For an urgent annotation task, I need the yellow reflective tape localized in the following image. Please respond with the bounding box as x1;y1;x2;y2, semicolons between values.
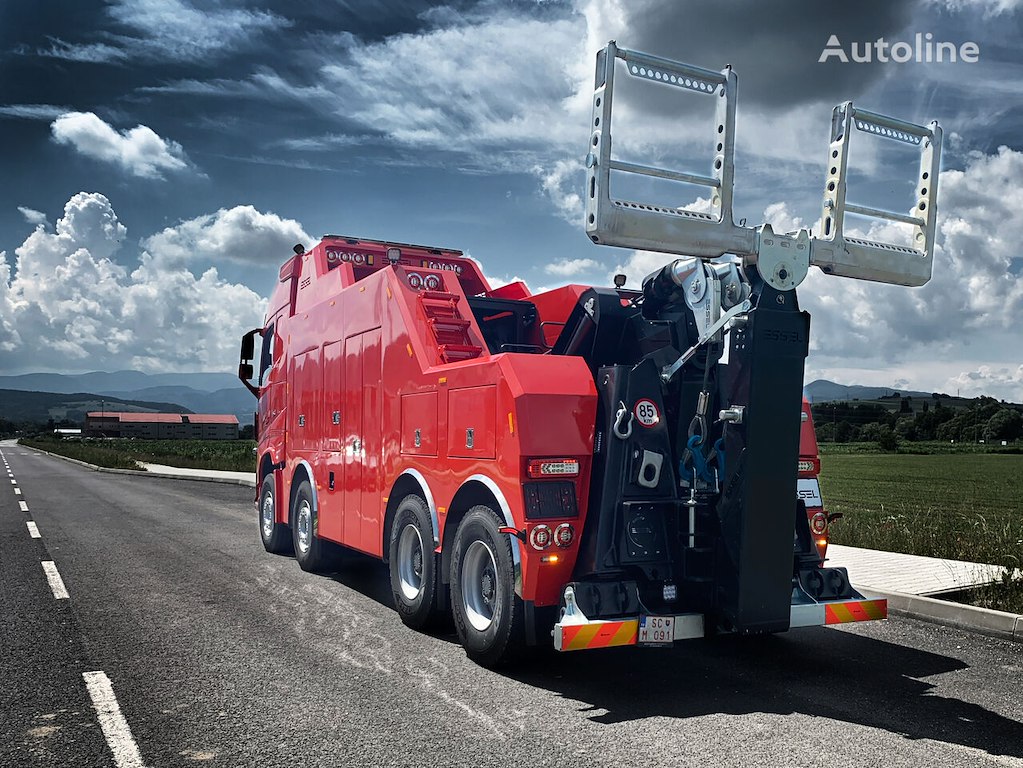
406;343;413;357
508;412;515;434
608;620;639;647
566;625;601;650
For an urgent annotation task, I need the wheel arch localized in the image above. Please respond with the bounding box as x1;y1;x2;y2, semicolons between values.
443;474;522;597
383;469;439;563
258;451;286;525
288;459;317;526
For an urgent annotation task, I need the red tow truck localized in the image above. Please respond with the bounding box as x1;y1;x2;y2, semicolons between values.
239;43;940;665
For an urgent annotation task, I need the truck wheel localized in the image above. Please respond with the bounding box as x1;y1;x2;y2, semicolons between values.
258;475;293;554
388;494;440;630
450;506;524;667
292;480;333;573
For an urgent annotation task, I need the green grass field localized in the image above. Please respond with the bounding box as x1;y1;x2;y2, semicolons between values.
21;437;256;472
819;451;1023;611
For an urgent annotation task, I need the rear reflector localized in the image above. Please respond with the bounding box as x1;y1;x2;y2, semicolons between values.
529;524;552;550
554;523;574;548
527;458;579;478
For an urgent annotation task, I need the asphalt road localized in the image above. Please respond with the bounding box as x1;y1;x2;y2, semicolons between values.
3;441;1022;768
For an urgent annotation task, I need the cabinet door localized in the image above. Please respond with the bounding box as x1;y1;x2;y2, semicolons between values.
317;339;345;542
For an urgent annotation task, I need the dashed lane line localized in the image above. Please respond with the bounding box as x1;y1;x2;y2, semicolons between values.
19;500;29;512
14;487;21;495
40;560;70;599
82;671;149;768
27;521;41;538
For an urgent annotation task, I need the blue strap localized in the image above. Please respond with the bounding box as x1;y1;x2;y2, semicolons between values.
685;434;716;483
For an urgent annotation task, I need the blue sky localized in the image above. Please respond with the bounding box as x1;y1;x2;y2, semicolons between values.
0;0;1020;400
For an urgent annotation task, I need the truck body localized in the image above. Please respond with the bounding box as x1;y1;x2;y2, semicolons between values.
239;43;940;666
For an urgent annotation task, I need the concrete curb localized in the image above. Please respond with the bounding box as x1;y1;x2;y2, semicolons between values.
22;445;257;488
858;586;1023;643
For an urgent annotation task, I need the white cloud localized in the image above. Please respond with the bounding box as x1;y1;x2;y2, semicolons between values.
17;207;47;226
51;112;190;179
925;0;1023;15
0;104;70;121
545;257;601;276
318;10;585;162
0;192;307;374
108;0;288;62
794;146;1023;401
36;39;130;64
142;206;312;268
944;365;1023;400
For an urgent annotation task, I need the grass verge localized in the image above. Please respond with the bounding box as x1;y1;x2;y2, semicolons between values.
20;436;256;472
819;448;1023;613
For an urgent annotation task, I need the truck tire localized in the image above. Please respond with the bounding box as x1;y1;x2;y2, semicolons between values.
450;506;524;667
388;494;441;630
258;475;293;554
292;479;334;573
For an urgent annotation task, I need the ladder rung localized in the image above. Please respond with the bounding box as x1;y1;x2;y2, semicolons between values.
428;317;470;330
439;344;482;362
608;159;720;188
845;203;924;227
420;290;459;303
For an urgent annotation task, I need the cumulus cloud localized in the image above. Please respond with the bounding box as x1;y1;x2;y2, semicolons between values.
791;147;1023;400
0;192;307;374
545;257;600;276
51;112;190;179
142;206;311;268
945;365;1023;399
17;207;47;226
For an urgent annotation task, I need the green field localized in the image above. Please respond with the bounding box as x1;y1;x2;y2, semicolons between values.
21;437;256;472
819;451;1023;611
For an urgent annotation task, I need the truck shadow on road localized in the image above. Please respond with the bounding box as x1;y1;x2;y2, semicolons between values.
509;628;1022;759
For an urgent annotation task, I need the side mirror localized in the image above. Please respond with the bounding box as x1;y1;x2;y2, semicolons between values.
240;329;259;361
238;328;262;398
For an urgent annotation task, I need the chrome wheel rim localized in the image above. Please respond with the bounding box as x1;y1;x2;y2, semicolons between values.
261;491;274;539
296;500;312;554
461;540;498;632
397;523;424;601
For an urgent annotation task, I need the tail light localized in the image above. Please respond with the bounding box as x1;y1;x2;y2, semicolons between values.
798;457;820;475
810;510;828;535
554;523;574;548
526;458;579;479
529;524;552;550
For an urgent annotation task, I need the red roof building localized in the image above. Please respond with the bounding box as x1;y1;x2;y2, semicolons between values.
84;412;239;440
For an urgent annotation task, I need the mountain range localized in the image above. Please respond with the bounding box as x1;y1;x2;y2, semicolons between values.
0;371;253;424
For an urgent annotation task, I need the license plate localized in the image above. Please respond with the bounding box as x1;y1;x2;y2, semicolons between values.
638;615;674;645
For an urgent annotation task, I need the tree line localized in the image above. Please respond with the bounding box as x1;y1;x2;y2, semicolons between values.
812;395;1023;447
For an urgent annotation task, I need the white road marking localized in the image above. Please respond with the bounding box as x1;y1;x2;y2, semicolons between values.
82;671;148;768
10;479;16;484
41;561;70;599
19;500;29;512
27;521;40;539
14;488;21;495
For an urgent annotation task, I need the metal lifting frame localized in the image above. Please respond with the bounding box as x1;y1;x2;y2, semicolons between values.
584;41;942;289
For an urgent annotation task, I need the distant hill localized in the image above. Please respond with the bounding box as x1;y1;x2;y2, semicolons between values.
0;371;253;424
804;379;935;402
0;370;240;394
0;389;192;425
